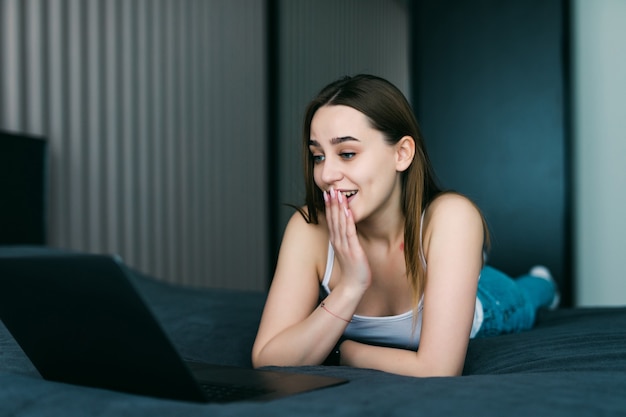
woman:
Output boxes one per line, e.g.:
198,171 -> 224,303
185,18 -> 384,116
251,74 -> 558,377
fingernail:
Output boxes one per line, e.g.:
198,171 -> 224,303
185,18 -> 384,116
330,188 -> 335,199
338,191 -> 343,203
344,207 -> 349,217
323,191 -> 329,203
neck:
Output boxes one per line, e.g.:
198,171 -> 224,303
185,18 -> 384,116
357,208 -> 405,250
356,181 -> 406,249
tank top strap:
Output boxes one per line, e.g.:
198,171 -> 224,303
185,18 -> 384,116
321,242 -> 334,294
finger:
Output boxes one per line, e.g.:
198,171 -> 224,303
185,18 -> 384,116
326,188 -> 341,244
332,190 -> 358,249
331,188 -> 350,250
340,200 -> 359,253
343,205 -> 357,240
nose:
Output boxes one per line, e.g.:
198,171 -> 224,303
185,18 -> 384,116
319,157 -> 343,186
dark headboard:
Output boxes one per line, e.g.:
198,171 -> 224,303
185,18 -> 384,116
0,131 -> 48,245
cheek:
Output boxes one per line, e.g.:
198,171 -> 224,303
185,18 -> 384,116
364,160 -> 398,189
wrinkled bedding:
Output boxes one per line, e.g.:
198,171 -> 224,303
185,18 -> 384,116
1,247 -> 625,416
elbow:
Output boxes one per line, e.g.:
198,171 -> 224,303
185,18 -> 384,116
251,346 -> 270,369
251,344 -> 286,369
251,355 -> 272,370
412,349 -> 466,378
252,345 -> 321,369
422,368 -> 462,378
417,363 -> 463,378
412,354 -> 464,377
250,342 -> 263,368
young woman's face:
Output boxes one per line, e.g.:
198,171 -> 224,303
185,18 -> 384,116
309,105 -> 402,222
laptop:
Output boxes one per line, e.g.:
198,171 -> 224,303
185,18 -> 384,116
0,251 -> 348,403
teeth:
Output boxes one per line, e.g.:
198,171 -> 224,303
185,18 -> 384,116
341,191 -> 357,198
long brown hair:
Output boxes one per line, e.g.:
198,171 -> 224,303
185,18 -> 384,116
298,74 -> 444,306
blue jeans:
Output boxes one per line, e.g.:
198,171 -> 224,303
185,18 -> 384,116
475,266 -> 556,338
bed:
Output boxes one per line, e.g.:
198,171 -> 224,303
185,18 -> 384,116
1,246 -> 625,416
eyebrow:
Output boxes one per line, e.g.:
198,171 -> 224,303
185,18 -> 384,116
308,136 -> 360,147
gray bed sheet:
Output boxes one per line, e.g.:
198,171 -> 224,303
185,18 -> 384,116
1,247 -> 625,416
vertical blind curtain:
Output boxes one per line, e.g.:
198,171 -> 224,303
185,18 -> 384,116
0,0 -> 268,290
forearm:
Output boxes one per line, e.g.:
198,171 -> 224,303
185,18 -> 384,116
340,340 -> 463,377
252,285 -> 363,368
253,310 -> 344,367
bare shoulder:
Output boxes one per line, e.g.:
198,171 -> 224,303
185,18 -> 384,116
423,192 -> 485,244
426,192 -> 483,221
278,207 -> 329,277
282,207 -> 328,244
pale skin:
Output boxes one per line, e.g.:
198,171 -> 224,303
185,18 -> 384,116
251,105 -> 485,377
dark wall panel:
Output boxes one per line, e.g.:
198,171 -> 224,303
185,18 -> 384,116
411,0 -> 570,304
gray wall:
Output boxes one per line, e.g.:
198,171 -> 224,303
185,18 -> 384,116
0,0 -> 268,290
0,0 -> 408,291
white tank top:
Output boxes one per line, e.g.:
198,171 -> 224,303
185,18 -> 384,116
321,243 -> 483,351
